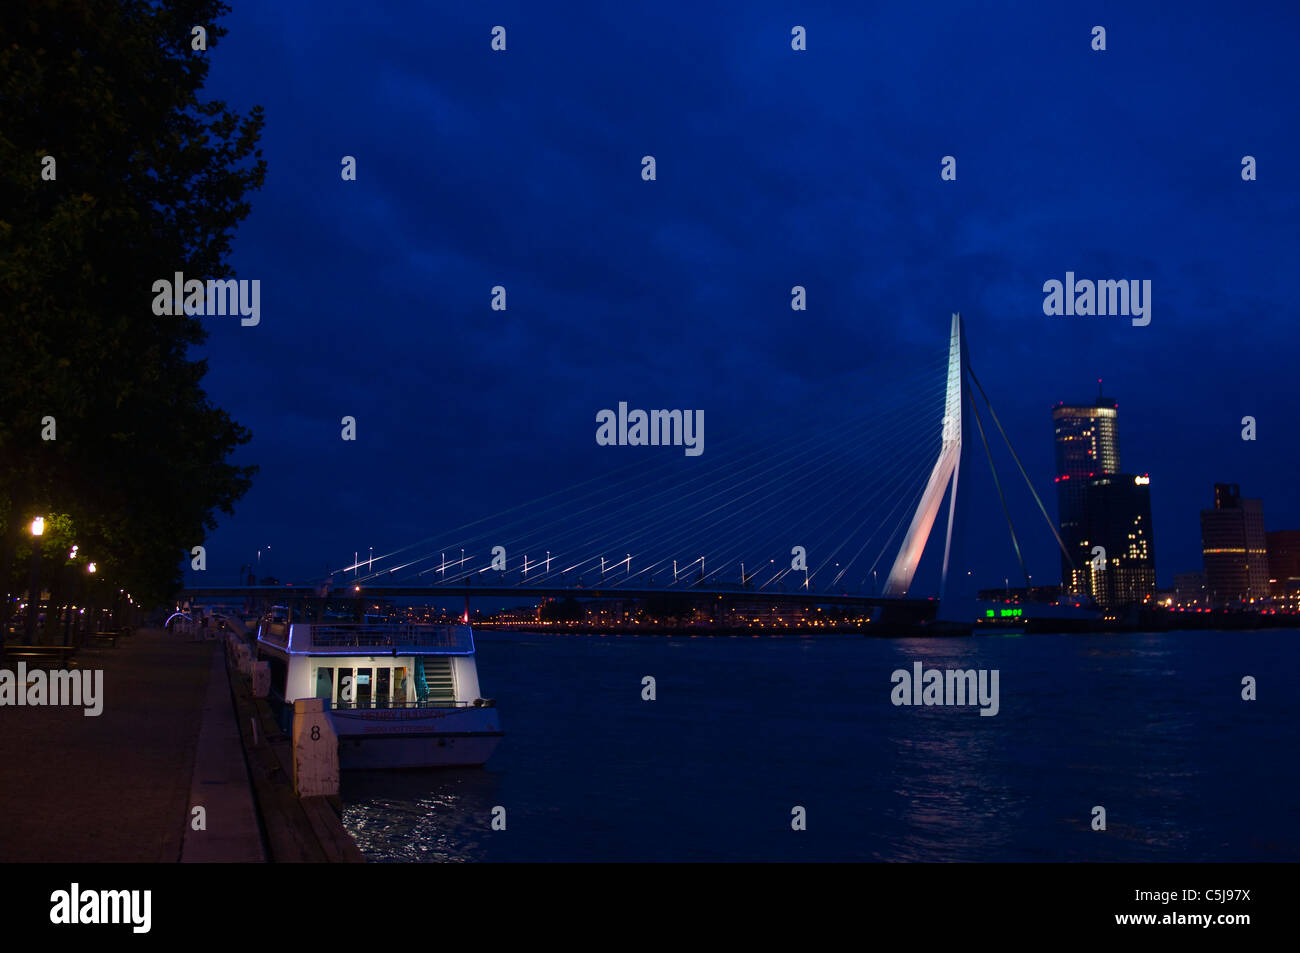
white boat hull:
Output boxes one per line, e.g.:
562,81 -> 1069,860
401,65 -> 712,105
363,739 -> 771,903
329,705 -> 503,769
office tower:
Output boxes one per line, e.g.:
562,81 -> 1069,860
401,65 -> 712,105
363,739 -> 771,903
1200,483 -> 1268,604
1266,530 -> 1300,597
1052,387 -> 1120,593
1078,474 -> 1156,607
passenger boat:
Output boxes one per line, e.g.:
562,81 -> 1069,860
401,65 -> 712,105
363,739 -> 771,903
255,609 -> 502,769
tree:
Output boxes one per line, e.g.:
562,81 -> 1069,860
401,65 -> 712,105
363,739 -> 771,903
0,0 -> 264,624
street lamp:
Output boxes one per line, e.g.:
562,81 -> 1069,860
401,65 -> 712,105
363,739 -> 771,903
25,516 -> 45,643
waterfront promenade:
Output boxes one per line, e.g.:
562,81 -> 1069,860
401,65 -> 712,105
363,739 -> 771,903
0,628 -> 260,862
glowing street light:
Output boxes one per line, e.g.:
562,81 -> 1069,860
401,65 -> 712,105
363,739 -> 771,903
25,516 -> 46,642
88,563 -> 97,574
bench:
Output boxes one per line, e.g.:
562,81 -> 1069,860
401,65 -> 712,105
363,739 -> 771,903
3,644 -> 78,666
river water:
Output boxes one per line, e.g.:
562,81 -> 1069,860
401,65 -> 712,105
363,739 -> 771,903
340,629 -> 1299,861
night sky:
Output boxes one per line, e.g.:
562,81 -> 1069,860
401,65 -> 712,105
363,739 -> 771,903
188,2 -> 1299,593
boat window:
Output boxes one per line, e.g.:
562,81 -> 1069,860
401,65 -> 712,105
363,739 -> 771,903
337,668 -> 354,707
376,668 -> 390,706
315,666 -> 334,699
356,668 -> 373,708
393,666 -> 407,704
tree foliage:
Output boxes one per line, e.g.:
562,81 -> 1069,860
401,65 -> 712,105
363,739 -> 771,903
0,0 -> 264,608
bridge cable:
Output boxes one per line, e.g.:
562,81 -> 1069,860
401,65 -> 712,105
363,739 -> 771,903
966,386 -> 1032,592
967,364 -> 1077,573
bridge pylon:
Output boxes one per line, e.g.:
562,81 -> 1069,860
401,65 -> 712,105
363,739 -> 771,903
882,313 -> 971,600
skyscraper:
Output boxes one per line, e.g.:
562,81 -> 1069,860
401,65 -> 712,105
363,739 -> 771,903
1266,530 -> 1300,597
1079,473 -> 1156,607
1052,387 -> 1120,593
1200,483 -> 1268,605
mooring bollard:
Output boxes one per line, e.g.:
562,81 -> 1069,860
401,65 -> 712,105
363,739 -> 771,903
292,697 -> 339,798
252,660 -> 270,698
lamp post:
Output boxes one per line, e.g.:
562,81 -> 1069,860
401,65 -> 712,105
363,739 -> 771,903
24,517 -> 44,644
84,561 -> 98,641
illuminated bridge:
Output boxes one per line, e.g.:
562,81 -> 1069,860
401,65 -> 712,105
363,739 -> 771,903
183,315 -> 1070,630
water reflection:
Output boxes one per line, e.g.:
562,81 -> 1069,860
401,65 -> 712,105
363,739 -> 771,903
342,769 -> 500,863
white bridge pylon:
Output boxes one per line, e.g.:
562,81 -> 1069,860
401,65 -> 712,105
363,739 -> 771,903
882,313 -> 970,598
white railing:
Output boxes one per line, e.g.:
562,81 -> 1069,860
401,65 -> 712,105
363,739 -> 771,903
304,623 -> 474,653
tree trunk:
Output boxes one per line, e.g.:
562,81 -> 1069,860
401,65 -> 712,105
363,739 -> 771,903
0,497 -> 21,641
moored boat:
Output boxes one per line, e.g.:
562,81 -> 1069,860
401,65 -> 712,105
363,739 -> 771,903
255,611 -> 502,769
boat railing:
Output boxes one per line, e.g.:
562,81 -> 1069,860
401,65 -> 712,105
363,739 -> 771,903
303,623 -> 474,653
331,699 -> 474,711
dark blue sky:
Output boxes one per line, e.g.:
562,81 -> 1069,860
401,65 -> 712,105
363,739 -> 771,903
189,1 -> 1299,593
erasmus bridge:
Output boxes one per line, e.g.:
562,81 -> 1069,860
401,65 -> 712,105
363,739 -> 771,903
183,315 -> 1070,627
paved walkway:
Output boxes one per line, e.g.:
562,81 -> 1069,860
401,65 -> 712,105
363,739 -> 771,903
0,628 -> 260,862
181,648 -> 265,862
